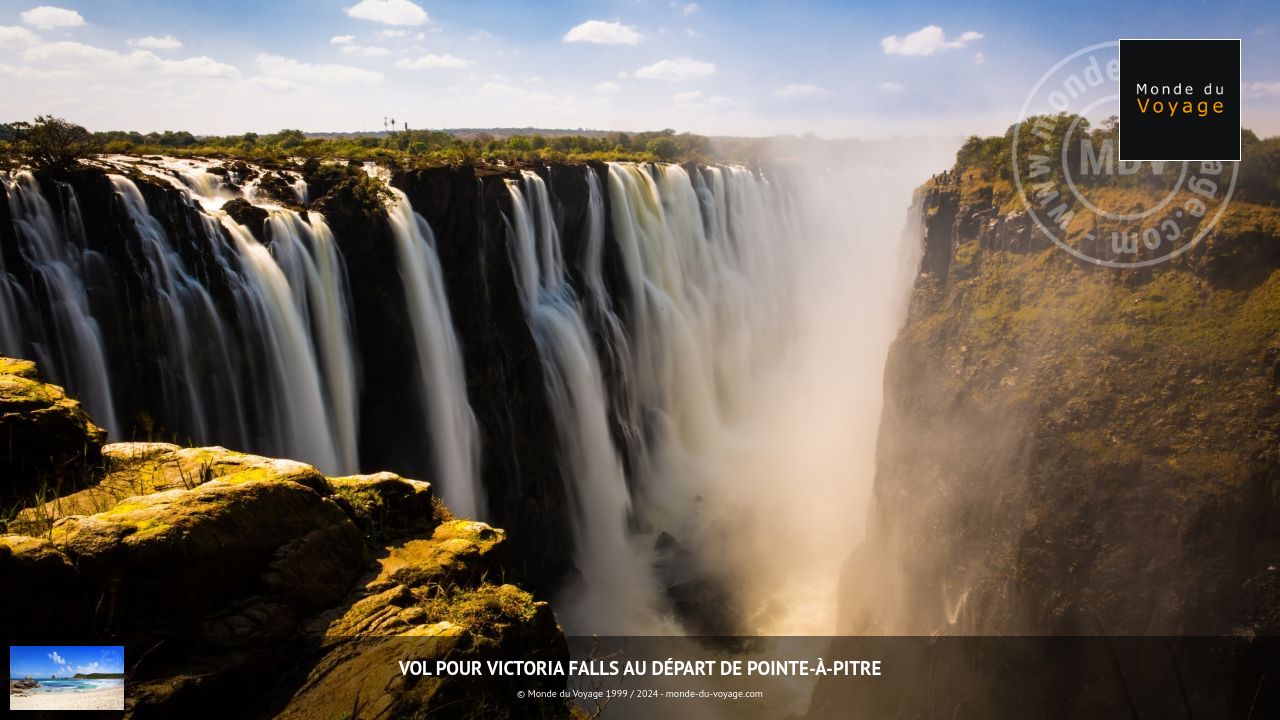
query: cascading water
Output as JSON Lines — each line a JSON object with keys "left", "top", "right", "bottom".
{"left": 600, "top": 156, "right": 937, "bottom": 635}
{"left": 3, "top": 148, "right": 947, "bottom": 638}
{"left": 216, "top": 216, "right": 345, "bottom": 474}
{"left": 2, "top": 171, "right": 119, "bottom": 433}
{"left": 109, "top": 174, "right": 250, "bottom": 448}
{"left": 266, "top": 211, "right": 360, "bottom": 473}
{"left": 155, "top": 165, "right": 361, "bottom": 475}
{"left": 385, "top": 188, "right": 482, "bottom": 519}
{"left": 505, "top": 170, "right": 663, "bottom": 633}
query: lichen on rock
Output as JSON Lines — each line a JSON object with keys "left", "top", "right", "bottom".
{"left": 0, "top": 357, "right": 106, "bottom": 507}
{"left": 0, "top": 356, "right": 570, "bottom": 719}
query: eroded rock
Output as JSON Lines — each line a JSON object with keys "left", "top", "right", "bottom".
{"left": 0, "top": 357, "right": 106, "bottom": 505}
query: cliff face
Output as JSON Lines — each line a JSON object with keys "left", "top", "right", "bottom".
{"left": 0, "top": 357, "right": 568, "bottom": 719}
{"left": 844, "top": 180, "right": 1280, "bottom": 637}
{"left": 391, "top": 166, "right": 575, "bottom": 589}
{"left": 805, "top": 168, "right": 1280, "bottom": 719}
{"left": 4, "top": 162, "right": 584, "bottom": 592}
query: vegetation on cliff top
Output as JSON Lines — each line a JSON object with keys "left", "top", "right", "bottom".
{"left": 0, "top": 115, "right": 726, "bottom": 170}
{"left": 947, "top": 113, "right": 1280, "bottom": 207}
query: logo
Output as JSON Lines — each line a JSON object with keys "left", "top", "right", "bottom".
{"left": 1012, "top": 41, "right": 1237, "bottom": 268}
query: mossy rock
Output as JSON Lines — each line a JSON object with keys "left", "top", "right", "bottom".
{"left": 0, "top": 356, "right": 106, "bottom": 508}
{"left": 52, "top": 476, "right": 362, "bottom": 637}
{"left": 365, "top": 520, "right": 508, "bottom": 594}
{"left": 11, "top": 443, "right": 328, "bottom": 535}
{"left": 329, "top": 471, "right": 435, "bottom": 541}
{"left": 0, "top": 534, "right": 92, "bottom": 641}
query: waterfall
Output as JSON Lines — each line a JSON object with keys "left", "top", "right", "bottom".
{"left": 216, "top": 216, "right": 344, "bottom": 474}
{"left": 385, "top": 188, "right": 482, "bottom": 519}
{"left": 109, "top": 175, "right": 248, "bottom": 446}
{"left": 266, "top": 211, "right": 360, "bottom": 474}
{"left": 504, "top": 170, "right": 662, "bottom": 633}
{"left": 153, "top": 165, "right": 361, "bottom": 475}
{"left": 2, "top": 151, "right": 943, "bottom": 636}
{"left": 2, "top": 171, "right": 119, "bottom": 433}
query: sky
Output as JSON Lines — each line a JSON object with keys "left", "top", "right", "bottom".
{"left": 0, "top": 0, "right": 1278, "bottom": 138}
{"left": 9, "top": 646, "right": 124, "bottom": 678}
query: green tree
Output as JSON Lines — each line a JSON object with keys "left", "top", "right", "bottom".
{"left": 646, "top": 136, "right": 679, "bottom": 161}
{"left": 12, "top": 116, "right": 101, "bottom": 170}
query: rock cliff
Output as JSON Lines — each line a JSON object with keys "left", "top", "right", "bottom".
{"left": 814, "top": 149, "right": 1280, "bottom": 717}
{"left": 0, "top": 357, "right": 569, "bottom": 719}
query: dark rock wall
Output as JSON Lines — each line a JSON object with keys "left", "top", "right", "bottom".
{"left": 843, "top": 183, "right": 1280, "bottom": 638}
{"left": 1, "top": 163, "right": 595, "bottom": 592}
{"left": 393, "top": 165, "right": 574, "bottom": 590}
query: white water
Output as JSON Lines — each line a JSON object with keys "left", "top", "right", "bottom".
{"left": 514, "top": 152, "right": 946, "bottom": 636}
{"left": 217, "top": 216, "right": 344, "bottom": 473}
{"left": 153, "top": 165, "right": 361, "bottom": 475}
{"left": 2, "top": 171, "right": 119, "bottom": 433}
{"left": 385, "top": 188, "right": 482, "bottom": 518}
{"left": 267, "top": 211, "right": 360, "bottom": 473}
{"left": 110, "top": 174, "right": 240, "bottom": 443}
{"left": 3, "top": 149, "right": 948, "bottom": 638}
{"left": 601, "top": 156, "right": 938, "bottom": 634}
{"left": 505, "top": 170, "right": 665, "bottom": 633}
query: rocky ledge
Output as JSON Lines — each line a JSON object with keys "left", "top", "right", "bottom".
{"left": 0, "top": 357, "right": 569, "bottom": 719}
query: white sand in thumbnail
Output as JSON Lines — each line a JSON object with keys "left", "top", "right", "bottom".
{"left": 10, "top": 686, "right": 125, "bottom": 711}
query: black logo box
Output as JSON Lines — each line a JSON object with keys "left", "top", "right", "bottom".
{"left": 1119, "top": 39, "right": 1241, "bottom": 162}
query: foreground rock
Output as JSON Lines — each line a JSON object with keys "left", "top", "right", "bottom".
{"left": 0, "top": 358, "right": 570, "bottom": 719}
{"left": 0, "top": 357, "right": 106, "bottom": 505}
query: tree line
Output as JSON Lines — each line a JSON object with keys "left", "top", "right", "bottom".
{"left": 0, "top": 116, "right": 720, "bottom": 170}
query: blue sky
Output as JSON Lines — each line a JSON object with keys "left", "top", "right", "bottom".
{"left": 0, "top": 0, "right": 1277, "bottom": 137}
{"left": 9, "top": 646, "right": 124, "bottom": 678}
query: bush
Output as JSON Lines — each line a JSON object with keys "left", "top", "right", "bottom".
{"left": 10, "top": 116, "right": 101, "bottom": 170}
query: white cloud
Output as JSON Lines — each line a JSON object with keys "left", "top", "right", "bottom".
{"left": 879, "top": 81, "right": 904, "bottom": 93}
{"left": 256, "top": 53, "right": 382, "bottom": 84}
{"left": 679, "top": 3, "right": 700, "bottom": 14}
{"left": 249, "top": 75, "right": 302, "bottom": 92}
{"left": 49, "top": 651, "right": 66, "bottom": 665}
{"left": 880, "top": 25, "right": 983, "bottom": 56}
{"left": 672, "top": 89, "right": 740, "bottom": 110}
{"left": 564, "top": 20, "right": 644, "bottom": 46}
{"left": 74, "top": 662, "right": 107, "bottom": 675}
{"left": 478, "top": 81, "right": 572, "bottom": 108}
{"left": 160, "top": 56, "right": 241, "bottom": 78}
{"left": 129, "top": 35, "right": 182, "bottom": 50}
{"left": 1245, "top": 80, "right": 1280, "bottom": 98}
{"left": 20, "top": 5, "right": 84, "bottom": 30}
{"left": 635, "top": 56, "right": 716, "bottom": 81}
{"left": 394, "top": 53, "right": 472, "bottom": 69}
{"left": 23, "top": 41, "right": 240, "bottom": 78}
{"left": 378, "top": 29, "right": 407, "bottom": 38}
{"left": 0, "top": 25, "right": 40, "bottom": 46}
{"left": 594, "top": 80, "right": 621, "bottom": 93}
{"left": 683, "top": 27, "right": 703, "bottom": 39}
{"left": 774, "top": 83, "right": 830, "bottom": 99}
{"left": 330, "top": 35, "right": 354, "bottom": 45}
{"left": 469, "top": 30, "right": 492, "bottom": 41}
{"left": 971, "top": 51, "right": 985, "bottom": 65}
{"left": 341, "top": 44, "right": 390, "bottom": 56}
{"left": 345, "top": 0, "right": 428, "bottom": 26}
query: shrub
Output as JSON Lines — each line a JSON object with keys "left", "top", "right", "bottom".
{"left": 11, "top": 116, "right": 102, "bottom": 170}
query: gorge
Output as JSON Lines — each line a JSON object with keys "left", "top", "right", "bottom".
{"left": 6, "top": 130, "right": 1277, "bottom": 718}
{"left": 0, "top": 143, "right": 946, "bottom": 643}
